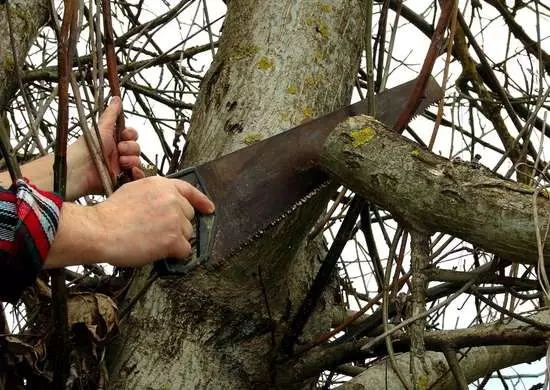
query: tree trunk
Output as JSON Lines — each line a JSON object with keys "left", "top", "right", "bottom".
{"left": 106, "top": 1, "right": 366, "bottom": 388}
{"left": 0, "top": 0, "right": 49, "bottom": 110}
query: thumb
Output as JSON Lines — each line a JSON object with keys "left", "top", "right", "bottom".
{"left": 98, "top": 97, "right": 122, "bottom": 132}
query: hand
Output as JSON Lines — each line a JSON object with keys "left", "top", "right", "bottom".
{"left": 93, "top": 176, "right": 215, "bottom": 267}
{"left": 67, "top": 97, "right": 145, "bottom": 199}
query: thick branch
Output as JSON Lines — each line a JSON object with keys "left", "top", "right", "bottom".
{"left": 320, "top": 115, "right": 550, "bottom": 265}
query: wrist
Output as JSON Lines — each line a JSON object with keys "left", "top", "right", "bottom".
{"left": 44, "top": 203, "right": 108, "bottom": 268}
{"left": 66, "top": 143, "right": 89, "bottom": 200}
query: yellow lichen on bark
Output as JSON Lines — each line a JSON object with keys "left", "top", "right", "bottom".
{"left": 350, "top": 127, "right": 375, "bottom": 147}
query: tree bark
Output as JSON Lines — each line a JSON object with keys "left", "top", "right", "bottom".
{"left": 107, "top": 1, "right": 366, "bottom": 388}
{"left": 0, "top": 0, "right": 49, "bottom": 110}
{"left": 321, "top": 115, "right": 550, "bottom": 265}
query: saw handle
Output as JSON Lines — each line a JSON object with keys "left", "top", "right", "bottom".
{"left": 154, "top": 167, "right": 216, "bottom": 275}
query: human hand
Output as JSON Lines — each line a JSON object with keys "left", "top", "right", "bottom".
{"left": 67, "top": 97, "right": 145, "bottom": 200}
{"left": 93, "top": 176, "right": 215, "bottom": 267}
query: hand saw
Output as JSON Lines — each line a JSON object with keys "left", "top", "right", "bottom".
{"left": 156, "top": 76, "right": 443, "bottom": 274}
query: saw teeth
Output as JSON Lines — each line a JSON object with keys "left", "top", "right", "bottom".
{"left": 222, "top": 181, "right": 331, "bottom": 261}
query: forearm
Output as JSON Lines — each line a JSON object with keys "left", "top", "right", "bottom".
{"left": 0, "top": 148, "right": 85, "bottom": 201}
{"left": 44, "top": 203, "right": 107, "bottom": 268}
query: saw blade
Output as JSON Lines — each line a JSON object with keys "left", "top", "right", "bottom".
{"left": 186, "top": 76, "right": 444, "bottom": 264}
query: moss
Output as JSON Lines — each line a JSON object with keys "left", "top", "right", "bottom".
{"left": 256, "top": 56, "right": 274, "bottom": 70}
{"left": 313, "top": 49, "right": 325, "bottom": 63}
{"left": 305, "top": 74, "right": 323, "bottom": 87}
{"left": 317, "top": 23, "right": 329, "bottom": 39}
{"left": 350, "top": 127, "right": 375, "bottom": 147}
{"left": 229, "top": 44, "right": 260, "bottom": 61}
{"left": 12, "top": 4, "right": 33, "bottom": 33}
{"left": 243, "top": 132, "right": 263, "bottom": 145}
{"left": 287, "top": 84, "right": 297, "bottom": 95}
{"left": 417, "top": 375, "right": 428, "bottom": 390}
{"left": 3, "top": 56, "right": 14, "bottom": 73}
{"left": 318, "top": 3, "right": 333, "bottom": 12}
{"left": 410, "top": 149, "right": 421, "bottom": 157}
{"left": 305, "top": 18, "right": 329, "bottom": 39}
{"left": 302, "top": 106, "right": 314, "bottom": 119}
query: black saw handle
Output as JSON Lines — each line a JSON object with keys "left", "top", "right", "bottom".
{"left": 154, "top": 167, "right": 216, "bottom": 275}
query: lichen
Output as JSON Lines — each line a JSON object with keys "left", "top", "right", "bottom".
{"left": 3, "top": 56, "right": 14, "bottom": 73}
{"left": 305, "top": 18, "right": 329, "bottom": 39}
{"left": 305, "top": 73, "right": 323, "bottom": 87}
{"left": 229, "top": 44, "right": 260, "bottom": 61}
{"left": 410, "top": 149, "right": 421, "bottom": 157}
{"left": 256, "top": 56, "right": 274, "bottom": 70}
{"left": 417, "top": 375, "right": 428, "bottom": 390}
{"left": 243, "top": 132, "right": 263, "bottom": 145}
{"left": 287, "top": 85, "right": 297, "bottom": 94}
{"left": 317, "top": 23, "right": 329, "bottom": 39}
{"left": 302, "top": 106, "right": 314, "bottom": 119}
{"left": 318, "top": 3, "right": 333, "bottom": 12}
{"left": 313, "top": 49, "right": 324, "bottom": 63}
{"left": 350, "top": 127, "right": 375, "bottom": 147}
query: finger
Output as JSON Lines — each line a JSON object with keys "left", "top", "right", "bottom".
{"left": 131, "top": 166, "right": 145, "bottom": 180}
{"left": 171, "top": 239, "right": 192, "bottom": 259}
{"left": 120, "top": 127, "right": 138, "bottom": 141}
{"left": 175, "top": 181, "right": 215, "bottom": 214}
{"left": 118, "top": 141, "right": 141, "bottom": 156}
{"left": 182, "top": 218, "right": 193, "bottom": 240}
{"left": 180, "top": 197, "right": 195, "bottom": 221}
{"left": 119, "top": 155, "right": 141, "bottom": 169}
{"left": 98, "top": 97, "right": 122, "bottom": 129}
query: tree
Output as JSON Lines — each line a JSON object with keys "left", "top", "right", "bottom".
{"left": 1, "top": 0, "right": 550, "bottom": 389}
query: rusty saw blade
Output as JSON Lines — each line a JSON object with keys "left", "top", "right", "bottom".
{"left": 161, "top": 76, "right": 443, "bottom": 273}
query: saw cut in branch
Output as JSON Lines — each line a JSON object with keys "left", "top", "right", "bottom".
{"left": 320, "top": 115, "right": 550, "bottom": 265}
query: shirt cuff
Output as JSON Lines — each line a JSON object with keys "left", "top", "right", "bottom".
{"left": 0, "top": 178, "right": 63, "bottom": 302}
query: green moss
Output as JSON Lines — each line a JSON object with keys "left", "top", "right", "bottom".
{"left": 287, "top": 84, "right": 297, "bottom": 94}
{"left": 3, "top": 56, "right": 14, "bottom": 73}
{"left": 350, "top": 127, "right": 375, "bottom": 147}
{"left": 317, "top": 23, "right": 329, "bottom": 39}
{"left": 313, "top": 49, "right": 325, "bottom": 63}
{"left": 243, "top": 132, "right": 263, "bottom": 145}
{"left": 318, "top": 3, "right": 333, "bottom": 12}
{"left": 229, "top": 44, "right": 260, "bottom": 61}
{"left": 305, "top": 18, "right": 329, "bottom": 39}
{"left": 256, "top": 56, "right": 274, "bottom": 70}
{"left": 417, "top": 375, "right": 428, "bottom": 390}
{"left": 12, "top": 5, "right": 33, "bottom": 33}
{"left": 305, "top": 74, "right": 323, "bottom": 87}
{"left": 302, "top": 106, "right": 314, "bottom": 119}
{"left": 410, "top": 149, "right": 421, "bottom": 157}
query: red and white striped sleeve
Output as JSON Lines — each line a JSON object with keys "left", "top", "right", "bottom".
{"left": 0, "top": 178, "right": 63, "bottom": 302}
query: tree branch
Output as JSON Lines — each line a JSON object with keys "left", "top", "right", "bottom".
{"left": 320, "top": 115, "right": 550, "bottom": 265}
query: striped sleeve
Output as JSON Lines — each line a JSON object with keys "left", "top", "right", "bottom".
{"left": 0, "top": 178, "right": 63, "bottom": 303}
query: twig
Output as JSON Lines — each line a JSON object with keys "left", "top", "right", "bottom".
{"left": 442, "top": 345, "right": 469, "bottom": 390}
{"left": 392, "top": 0, "right": 454, "bottom": 133}
{"left": 280, "top": 196, "right": 365, "bottom": 353}
{"left": 51, "top": 0, "right": 80, "bottom": 386}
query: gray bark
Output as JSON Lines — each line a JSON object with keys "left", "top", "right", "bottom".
{"left": 0, "top": 0, "right": 49, "bottom": 110}
{"left": 321, "top": 115, "right": 550, "bottom": 265}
